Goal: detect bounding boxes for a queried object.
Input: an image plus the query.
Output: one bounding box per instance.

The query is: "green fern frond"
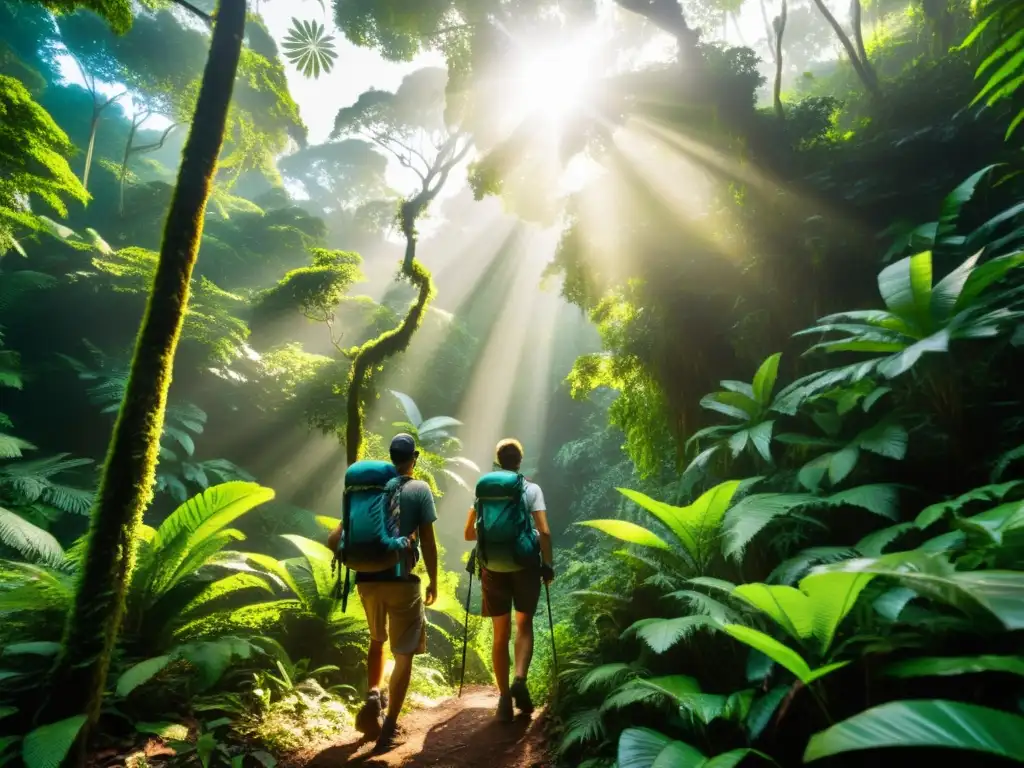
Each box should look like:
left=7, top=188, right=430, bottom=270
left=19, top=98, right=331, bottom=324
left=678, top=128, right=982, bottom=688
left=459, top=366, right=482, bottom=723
left=0, top=508, right=64, bottom=566
left=0, top=432, right=35, bottom=459
left=599, top=680, right=663, bottom=712
left=577, top=662, right=639, bottom=694
left=558, top=708, right=605, bottom=754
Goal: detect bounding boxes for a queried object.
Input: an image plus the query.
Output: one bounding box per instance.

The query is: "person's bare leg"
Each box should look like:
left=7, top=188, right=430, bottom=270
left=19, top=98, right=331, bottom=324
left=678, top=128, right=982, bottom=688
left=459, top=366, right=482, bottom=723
left=356, top=639, right=387, bottom=737
left=513, top=611, right=534, bottom=679
left=386, top=653, right=413, bottom=722
left=491, top=613, right=512, bottom=696
left=367, top=639, right=385, bottom=692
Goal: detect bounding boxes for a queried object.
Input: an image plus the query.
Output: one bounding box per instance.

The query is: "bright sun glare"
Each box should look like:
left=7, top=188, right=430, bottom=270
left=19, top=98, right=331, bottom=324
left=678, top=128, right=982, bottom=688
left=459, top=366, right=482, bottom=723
left=505, top=30, right=604, bottom=126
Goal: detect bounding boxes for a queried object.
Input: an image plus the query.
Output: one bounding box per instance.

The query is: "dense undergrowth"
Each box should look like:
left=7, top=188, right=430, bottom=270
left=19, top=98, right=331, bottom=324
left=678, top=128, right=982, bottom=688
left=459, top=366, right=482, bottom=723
left=2, top=0, right=1024, bottom=766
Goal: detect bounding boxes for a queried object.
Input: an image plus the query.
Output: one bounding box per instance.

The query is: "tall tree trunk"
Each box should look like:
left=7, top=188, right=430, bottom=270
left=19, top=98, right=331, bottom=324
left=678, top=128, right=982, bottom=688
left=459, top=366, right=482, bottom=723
left=761, top=0, right=779, bottom=63
left=774, top=0, right=789, bottom=120
left=344, top=199, right=435, bottom=464
left=119, top=115, right=140, bottom=216
left=850, top=0, right=876, bottom=84
left=45, top=1, right=245, bottom=762
left=83, top=92, right=125, bottom=191
left=811, top=0, right=881, bottom=97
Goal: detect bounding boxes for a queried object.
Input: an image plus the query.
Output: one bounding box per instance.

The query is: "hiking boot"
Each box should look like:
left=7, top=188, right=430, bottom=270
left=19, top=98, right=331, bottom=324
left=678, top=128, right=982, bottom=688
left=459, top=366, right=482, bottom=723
left=372, top=716, right=401, bottom=754
left=496, top=692, right=514, bottom=722
left=510, top=677, right=534, bottom=715
left=355, top=690, right=384, bottom=739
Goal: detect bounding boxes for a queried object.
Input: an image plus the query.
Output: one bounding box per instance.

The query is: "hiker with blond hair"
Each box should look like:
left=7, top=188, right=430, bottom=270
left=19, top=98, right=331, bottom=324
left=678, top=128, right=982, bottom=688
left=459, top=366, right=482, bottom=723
left=464, top=438, right=554, bottom=721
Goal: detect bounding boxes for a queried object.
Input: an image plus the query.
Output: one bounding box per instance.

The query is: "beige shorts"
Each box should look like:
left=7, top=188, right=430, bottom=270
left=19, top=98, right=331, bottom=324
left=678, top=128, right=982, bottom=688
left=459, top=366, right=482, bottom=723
left=356, top=578, right=427, bottom=656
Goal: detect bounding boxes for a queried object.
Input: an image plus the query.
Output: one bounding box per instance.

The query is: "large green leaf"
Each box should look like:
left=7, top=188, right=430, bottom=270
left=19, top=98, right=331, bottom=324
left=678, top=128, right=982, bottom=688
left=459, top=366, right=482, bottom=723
left=804, top=700, right=1024, bottom=763
left=618, top=728, right=702, bottom=768
left=147, top=482, right=275, bottom=595
left=877, top=251, right=933, bottom=331
left=801, top=572, right=876, bottom=650
left=21, top=716, right=87, bottom=768
left=723, top=485, right=899, bottom=560
left=752, top=353, right=782, bottom=406
left=815, top=552, right=1024, bottom=629
left=721, top=625, right=848, bottom=685
left=885, top=655, right=1024, bottom=679
left=635, top=674, right=702, bottom=701
left=116, top=655, right=172, bottom=697
left=732, top=584, right=813, bottom=642
left=915, top=481, right=1023, bottom=529
left=579, top=519, right=671, bottom=551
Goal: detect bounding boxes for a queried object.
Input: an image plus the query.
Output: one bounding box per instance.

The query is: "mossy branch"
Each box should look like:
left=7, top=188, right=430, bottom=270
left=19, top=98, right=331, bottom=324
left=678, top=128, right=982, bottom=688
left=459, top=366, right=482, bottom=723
left=345, top=255, right=435, bottom=464
left=43, top=0, right=245, bottom=759
left=341, top=133, right=469, bottom=464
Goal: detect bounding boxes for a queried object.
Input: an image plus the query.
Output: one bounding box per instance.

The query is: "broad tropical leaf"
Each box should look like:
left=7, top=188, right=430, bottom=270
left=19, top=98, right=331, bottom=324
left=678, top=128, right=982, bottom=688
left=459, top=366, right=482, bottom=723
left=815, top=551, right=1024, bottom=629
left=579, top=520, right=671, bottom=551
left=721, top=625, right=848, bottom=685
left=885, top=655, right=1024, bottom=679
left=21, top=716, right=86, bottom=768
left=804, top=700, right=1024, bottom=762
left=617, top=481, right=742, bottom=569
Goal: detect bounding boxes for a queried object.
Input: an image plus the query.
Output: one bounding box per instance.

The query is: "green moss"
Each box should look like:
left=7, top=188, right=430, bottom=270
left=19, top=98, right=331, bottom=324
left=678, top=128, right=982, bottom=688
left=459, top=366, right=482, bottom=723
left=45, top=1, right=247, bottom=757
left=344, top=257, right=436, bottom=463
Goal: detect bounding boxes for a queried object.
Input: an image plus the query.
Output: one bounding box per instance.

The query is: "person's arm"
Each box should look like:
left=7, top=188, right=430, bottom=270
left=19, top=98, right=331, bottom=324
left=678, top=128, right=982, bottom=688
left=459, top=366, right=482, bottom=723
left=419, top=521, right=438, bottom=605
left=464, top=508, right=477, bottom=541
left=417, top=484, right=439, bottom=605
left=327, top=521, right=342, bottom=553
left=532, top=509, right=553, bottom=572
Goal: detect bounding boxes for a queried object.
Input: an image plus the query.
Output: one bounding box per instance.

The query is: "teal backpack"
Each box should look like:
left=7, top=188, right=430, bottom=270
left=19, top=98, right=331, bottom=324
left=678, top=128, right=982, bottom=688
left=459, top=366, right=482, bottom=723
left=474, top=470, right=539, bottom=572
left=333, top=460, right=412, bottom=609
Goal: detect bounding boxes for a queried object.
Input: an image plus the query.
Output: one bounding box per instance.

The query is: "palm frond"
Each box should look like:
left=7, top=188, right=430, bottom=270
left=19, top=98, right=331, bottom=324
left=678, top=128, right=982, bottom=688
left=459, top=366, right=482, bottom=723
left=0, top=508, right=64, bottom=566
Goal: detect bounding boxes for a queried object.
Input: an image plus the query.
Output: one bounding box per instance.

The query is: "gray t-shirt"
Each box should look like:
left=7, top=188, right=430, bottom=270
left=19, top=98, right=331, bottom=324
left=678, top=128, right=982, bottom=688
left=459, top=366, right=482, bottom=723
left=355, top=476, right=437, bottom=583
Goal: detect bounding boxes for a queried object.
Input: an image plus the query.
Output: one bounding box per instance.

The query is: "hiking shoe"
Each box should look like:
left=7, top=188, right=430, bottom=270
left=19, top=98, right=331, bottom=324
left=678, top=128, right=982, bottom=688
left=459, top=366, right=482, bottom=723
left=496, top=693, right=514, bottom=722
left=355, top=690, right=383, bottom=739
left=510, top=677, right=534, bottom=715
left=372, top=716, right=401, bottom=754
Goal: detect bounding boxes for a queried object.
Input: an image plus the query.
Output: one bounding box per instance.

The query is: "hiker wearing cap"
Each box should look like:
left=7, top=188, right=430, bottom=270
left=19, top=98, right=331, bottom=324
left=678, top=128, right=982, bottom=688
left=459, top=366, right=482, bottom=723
left=327, top=433, right=439, bottom=752
left=464, top=438, right=554, bottom=721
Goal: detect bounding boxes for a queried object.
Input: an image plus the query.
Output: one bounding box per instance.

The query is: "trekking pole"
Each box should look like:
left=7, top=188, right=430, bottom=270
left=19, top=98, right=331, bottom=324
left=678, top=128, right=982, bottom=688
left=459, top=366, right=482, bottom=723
left=544, top=580, right=558, bottom=675
left=458, top=548, right=477, bottom=698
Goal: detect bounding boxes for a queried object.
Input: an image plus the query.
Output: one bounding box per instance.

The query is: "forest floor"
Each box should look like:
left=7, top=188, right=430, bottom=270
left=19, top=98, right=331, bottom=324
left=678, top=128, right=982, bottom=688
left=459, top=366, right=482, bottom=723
left=287, top=686, right=553, bottom=768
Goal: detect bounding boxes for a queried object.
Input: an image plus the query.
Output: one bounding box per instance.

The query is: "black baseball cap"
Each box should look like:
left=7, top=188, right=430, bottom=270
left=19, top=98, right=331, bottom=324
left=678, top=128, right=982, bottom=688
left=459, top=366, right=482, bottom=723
left=389, top=433, right=418, bottom=461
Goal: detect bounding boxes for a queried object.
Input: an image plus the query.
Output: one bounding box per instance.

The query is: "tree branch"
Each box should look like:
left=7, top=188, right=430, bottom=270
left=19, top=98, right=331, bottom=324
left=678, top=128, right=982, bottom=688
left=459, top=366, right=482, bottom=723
left=170, top=0, right=213, bottom=26
left=811, top=0, right=880, bottom=97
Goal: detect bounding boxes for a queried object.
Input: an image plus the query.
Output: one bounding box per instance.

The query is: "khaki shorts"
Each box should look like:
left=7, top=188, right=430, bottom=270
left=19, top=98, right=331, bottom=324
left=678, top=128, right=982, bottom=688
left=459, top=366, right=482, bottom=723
left=356, top=578, right=427, bottom=656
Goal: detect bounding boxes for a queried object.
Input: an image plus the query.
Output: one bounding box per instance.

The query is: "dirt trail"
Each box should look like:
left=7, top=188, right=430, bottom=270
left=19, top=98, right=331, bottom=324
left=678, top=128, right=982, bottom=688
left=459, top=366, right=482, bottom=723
left=291, top=686, right=552, bottom=768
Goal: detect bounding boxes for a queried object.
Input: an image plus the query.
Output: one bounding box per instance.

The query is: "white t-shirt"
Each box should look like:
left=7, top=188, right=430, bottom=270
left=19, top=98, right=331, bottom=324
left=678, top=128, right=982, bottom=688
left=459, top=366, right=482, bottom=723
left=524, top=480, right=546, bottom=514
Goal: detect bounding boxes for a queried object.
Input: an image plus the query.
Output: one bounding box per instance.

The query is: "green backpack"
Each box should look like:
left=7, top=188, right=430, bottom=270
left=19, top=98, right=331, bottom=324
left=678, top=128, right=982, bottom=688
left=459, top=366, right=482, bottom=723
left=474, top=470, right=539, bottom=572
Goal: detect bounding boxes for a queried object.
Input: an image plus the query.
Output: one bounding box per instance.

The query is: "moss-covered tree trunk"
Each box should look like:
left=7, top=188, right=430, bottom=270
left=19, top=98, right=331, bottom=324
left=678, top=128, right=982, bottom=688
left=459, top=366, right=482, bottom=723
left=344, top=198, right=435, bottom=464
left=45, top=0, right=245, bottom=758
